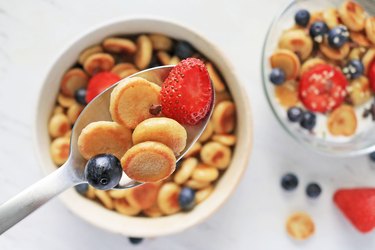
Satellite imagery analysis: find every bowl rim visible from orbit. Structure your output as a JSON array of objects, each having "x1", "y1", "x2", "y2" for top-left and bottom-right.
[
  {"x1": 261, "y1": 0, "x2": 375, "y2": 158},
  {"x1": 33, "y1": 15, "x2": 253, "y2": 237}
]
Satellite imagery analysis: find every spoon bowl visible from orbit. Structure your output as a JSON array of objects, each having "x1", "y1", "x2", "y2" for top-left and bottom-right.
[
  {"x1": 0, "y1": 65, "x2": 214, "y2": 234},
  {"x1": 72, "y1": 65, "x2": 214, "y2": 189}
]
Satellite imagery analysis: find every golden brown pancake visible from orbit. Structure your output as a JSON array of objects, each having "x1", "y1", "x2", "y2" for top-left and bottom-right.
[
  {"x1": 121, "y1": 141, "x2": 176, "y2": 183},
  {"x1": 78, "y1": 121, "x2": 132, "y2": 160}
]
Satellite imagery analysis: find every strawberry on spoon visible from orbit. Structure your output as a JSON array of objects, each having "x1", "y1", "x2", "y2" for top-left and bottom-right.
[{"x1": 160, "y1": 58, "x2": 213, "y2": 125}]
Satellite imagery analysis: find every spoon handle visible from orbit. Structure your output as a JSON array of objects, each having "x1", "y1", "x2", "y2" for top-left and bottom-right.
[{"x1": 0, "y1": 163, "x2": 76, "y2": 234}]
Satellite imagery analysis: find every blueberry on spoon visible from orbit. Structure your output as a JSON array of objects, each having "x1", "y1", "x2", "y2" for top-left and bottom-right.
[{"x1": 84, "y1": 154, "x2": 123, "y2": 190}]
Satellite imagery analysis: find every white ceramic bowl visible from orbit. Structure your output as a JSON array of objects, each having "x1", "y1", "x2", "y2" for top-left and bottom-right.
[{"x1": 34, "y1": 17, "x2": 252, "y2": 237}]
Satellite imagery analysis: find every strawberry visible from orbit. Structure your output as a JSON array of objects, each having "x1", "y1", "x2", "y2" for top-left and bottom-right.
[
  {"x1": 160, "y1": 58, "x2": 213, "y2": 125},
  {"x1": 333, "y1": 188, "x2": 375, "y2": 233},
  {"x1": 299, "y1": 64, "x2": 348, "y2": 113},
  {"x1": 368, "y1": 59, "x2": 375, "y2": 92},
  {"x1": 86, "y1": 72, "x2": 120, "y2": 103}
]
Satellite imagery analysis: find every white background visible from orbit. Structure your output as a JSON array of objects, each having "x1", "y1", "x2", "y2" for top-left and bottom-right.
[{"x1": 1, "y1": 0, "x2": 375, "y2": 249}]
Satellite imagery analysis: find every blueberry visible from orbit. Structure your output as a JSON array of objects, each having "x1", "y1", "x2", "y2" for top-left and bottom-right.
[
  {"x1": 179, "y1": 187, "x2": 196, "y2": 211},
  {"x1": 287, "y1": 107, "x2": 303, "y2": 122},
  {"x1": 74, "y1": 87, "x2": 87, "y2": 105},
  {"x1": 295, "y1": 9, "x2": 310, "y2": 27},
  {"x1": 84, "y1": 154, "x2": 123, "y2": 190},
  {"x1": 328, "y1": 25, "x2": 350, "y2": 48},
  {"x1": 148, "y1": 54, "x2": 161, "y2": 68},
  {"x1": 343, "y1": 59, "x2": 364, "y2": 80},
  {"x1": 306, "y1": 183, "x2": 322, "y2": 198},
  {"x1": 128, "y1": 237, "x2": 143, "y2": 245},
  {"x1": 174, "y1": 41, "x2": 195, "y2": 59},
  {"x1": 309, "y1": 21, "x2": 329, "y2": 43},
  {"x1": 269, "y1": 68, "x2": 285, "y2": 85},
  {"x1": 369, "y1": 151, "x2": 375, "y2": 162},
  {"x1": 300, "y1": 111, "x2": 316, "y2": 130},
  {"x1": 281, "y1": 173, "x2": 299, "y2": 191},
  {"x1": 74, "y1": 183, "x2": 89, "y2": 195}
]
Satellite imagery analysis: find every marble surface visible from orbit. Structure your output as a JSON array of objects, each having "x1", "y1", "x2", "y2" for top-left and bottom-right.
[{"x1": 1, "y1": 0, "x2": 375, "y2": 249}]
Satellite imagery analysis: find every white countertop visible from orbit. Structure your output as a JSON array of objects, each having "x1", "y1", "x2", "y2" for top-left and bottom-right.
[{"x1": 1, "y1": 0, "x2": 375, "y2": 249}]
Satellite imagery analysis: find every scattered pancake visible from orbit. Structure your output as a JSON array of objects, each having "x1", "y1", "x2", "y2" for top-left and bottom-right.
[
  {"x1": 157, "y1": 182, "x2": 181, "y2": 215},
  {"x1": 113, "y1": 198, "x2": 141, "y2": 216},
  {"x1": 286, "y1": 212, "x2": 315, "y2": 240},
  {"x1": 126, "y1": 182, "x2": 161, "y2": 210},
  {"x1": 212, "y1": 101, "x2": 236, "y2": 134},
  {"x1": 50, "y1": 137, "x2": 70, "y2": 165}
]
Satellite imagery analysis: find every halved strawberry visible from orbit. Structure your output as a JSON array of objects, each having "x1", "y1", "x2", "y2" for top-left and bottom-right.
[
  {"x1": 368, "y1": 59, "x2": 375, "y2": 92},
  {"x1": 299, "y1": 64, "x2": 348, "y2": 113},
  {"x1": 160, "y1": 58, "x2": 213, "y2": 125},
  {"x1": 333, "y1": 188, "x2": 375, "y2": 233},
  {"x1": 86, "y1": 72, "x2": 120, "y2": 103}
]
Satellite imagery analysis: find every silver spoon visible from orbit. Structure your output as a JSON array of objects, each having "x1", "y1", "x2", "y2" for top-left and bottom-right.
[{"x1": 0, "y1": 65, "x2": 215, "y2": 234}]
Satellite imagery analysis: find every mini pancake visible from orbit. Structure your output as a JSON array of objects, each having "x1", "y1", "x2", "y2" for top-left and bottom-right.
[
  {"x1": 126, "y1": 182, "x2": 161, "y2": 210},
  {"x1": 60, "y1": 68, "x2": 88, "y2": 97},
  {"x1": 78, "y1": 121, "x2": 132, "y2": 160},
  {"x1": 83, "y1": 53, "x2": 115, "y2": 75},
  {"x1": 143, "y1": 203, "x2": 164, "y2": 217},
  {"x1": 212, "y1": 101, "x2": 236, "y2": 134},
  {"x1": 200, "y1": 141, "x2": 232, "y2": 169},
  {"x1": 78, "y1": 45, "x2": 103, "y2": 65},
  {"x1": 49, "y1": 113, "x2": 70, "y2": 138},
  {"x1": 121, "y1": 141, "x2": 176, "y2": 183},
  {"x1": 149, "y1": 34, "x2": 173, "y2": 51},
  {"x1": 132, "y1": 117, "x2": 187, "y2": 155},
  {"x1": 102, "y1": 37, "x2": 137, "y2": 54},
  {"x1": 191, "y1": 164, "x2": 219, "y2": 182},
  {"x1": 183, "y1": 142, "x2": 202, "y2": 158},
  {"x1": 174, "y1": 157, "x2": 198, "y2": 184},
  {"x1": 50, "y1": 137, "x2": 70, "y2": 165},
  {"x1": 286, "y1": 212, "x2": 315, "y2": 240},
  {"x1": 113, "y1": 198, "x2": 141, "y2": 216},
  {"x1": 195, "y1": 185, "x2": 214, "y2": 204},
  {"x1": 110, "y1": 77, "x2": 161, "y2": 129},
  {"x1": 135, "y1": 35, "x2": 153, "y2": 69},
  {"x1": 157, "y1": 182, "x2": 181, "y2": 215}
]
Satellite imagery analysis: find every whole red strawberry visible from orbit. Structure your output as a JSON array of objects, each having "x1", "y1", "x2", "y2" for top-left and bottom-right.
[
  {"x1": 161, "y1": 58, "x2": 213, "y2": 125},
  {"x1": 333, "y1": 188, "x2": 375, "y2": 233},
  {"x1": 86, "y1": 72, "x2": 120, "y2": 103}
]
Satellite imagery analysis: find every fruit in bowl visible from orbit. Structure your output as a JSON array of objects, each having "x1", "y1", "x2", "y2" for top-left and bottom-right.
[
  {"x1": 262, "y1": 0, "x2": 375, "y2": 156},
  {"x1": 35, "y1": 18, "x2": 252, "y2": 237}
]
